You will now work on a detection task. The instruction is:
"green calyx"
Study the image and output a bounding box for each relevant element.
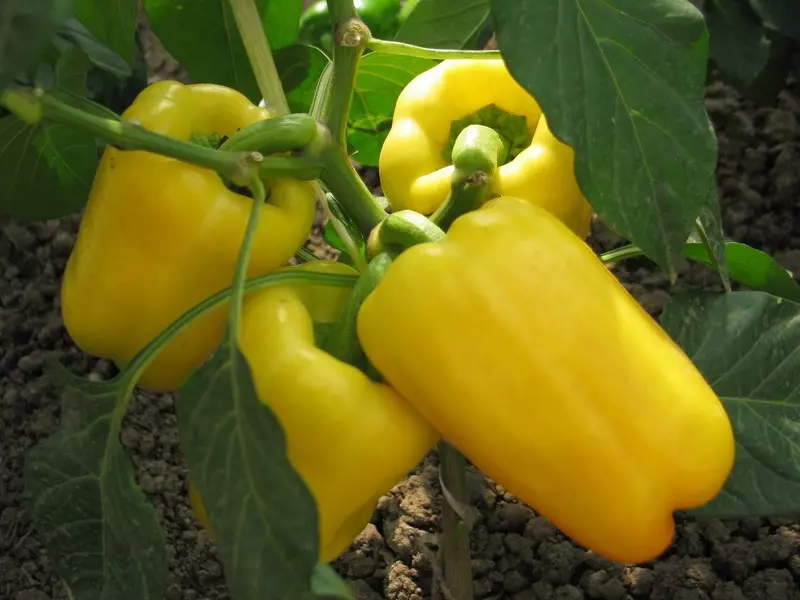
[442,103,531,165]
[367,211,445,259]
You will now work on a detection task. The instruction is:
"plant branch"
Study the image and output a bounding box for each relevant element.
[228,177,266,333]
[227,0,290,115]
[438,442,474,600]
[317,143,388,237]
[367,39,501,60]
[1,89,262,185]
[319,1,369,145]
[599,244,645,265]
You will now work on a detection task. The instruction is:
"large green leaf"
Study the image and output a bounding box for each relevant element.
[706,0,772,85]
[693,187,730,291]
[273,44,329,114]
[661,292,800,520]
[177,338,320,599]
[74,0,139,65]
[56,17,132,78]
[490,0,718,279]
[142,0,302,104]
[0,0,74,92]
[0,49,98,220]
[347,53,435,166]
[394,0,491,49]
[684,241,800,303]
[24,368,168,600]
[748,0,800,41]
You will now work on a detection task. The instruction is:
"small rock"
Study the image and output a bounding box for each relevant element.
[524,516,558,546]
[554,584,584,600]
[504,570,530,593]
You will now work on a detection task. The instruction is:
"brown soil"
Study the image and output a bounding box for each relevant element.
[2,22,800,600]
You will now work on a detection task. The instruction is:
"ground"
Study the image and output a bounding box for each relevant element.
[1,22,800,600]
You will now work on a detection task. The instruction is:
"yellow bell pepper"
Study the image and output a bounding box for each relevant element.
[191,261,439,563]
[60,80,316,392]
[356,196,735,564]
[378,59,592,238]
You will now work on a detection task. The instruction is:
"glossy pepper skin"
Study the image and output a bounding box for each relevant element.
[379,59,593,238]
[192,261,439,563]
[60,81,316,392]
[357,197,735,564]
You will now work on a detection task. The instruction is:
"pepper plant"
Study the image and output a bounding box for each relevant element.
[2,0,800,599]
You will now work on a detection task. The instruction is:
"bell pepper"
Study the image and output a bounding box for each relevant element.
[60,80,316,392]
[191,261,439,563]
[299,0,402,53]
[356,197,735,564]
[378,59,593,238]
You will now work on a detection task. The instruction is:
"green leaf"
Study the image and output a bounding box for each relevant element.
[661,292,800,520]
[142,0,302,104]
[748,0,800,41]
[0,109,98,220]
[274,44,329,114]
[683,242,800,303]
[694,186,730,291]
[312,564,354,600]
[56,17,132,78]
[705,0,771,85]
[394,0,491,49]
[347,53,435,166]
[56,45,91,95]
[490,0,718,280]
[177,339,319,600]
[0,0,74,92]
[24,367,168,600]
[0,45,98,221]
[74,0,138,65]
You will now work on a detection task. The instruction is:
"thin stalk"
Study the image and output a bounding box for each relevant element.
[318,1,369,146]
[318,144,388,237]
[1,90,260,184]
[599,244,644,265]
[367,39,500,60]
[227,0,290,116]
[227,177,266,332]
[219,114,319,152]
[438,442,474,600]
[321,192,368,272]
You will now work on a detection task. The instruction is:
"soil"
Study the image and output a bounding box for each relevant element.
[2,19,800,600]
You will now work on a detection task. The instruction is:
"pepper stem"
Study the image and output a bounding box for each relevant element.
[318,6,370,146]
[227,0,290,115]
[438,442,475,600]
[366,210,445,258]
[367,38,500,60]
[0,89,269,185]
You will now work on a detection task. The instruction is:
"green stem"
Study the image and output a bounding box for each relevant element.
[367,210,445,258]
[367,38,500,60]
[438,442,474,600]
[323,252,393,366]
[599,244,644,264]
[318,144,388,237]
[430,171,491,231]
[294,246,319,263]
[227,177,266,332]
[322,192,369,272]
[125,270,358,381]
[451,124,509,174]
[2,90,260,184]
[219,114,319,152]
[256,156,323,180]
[227,0,290,116]
[319,4,369,146]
